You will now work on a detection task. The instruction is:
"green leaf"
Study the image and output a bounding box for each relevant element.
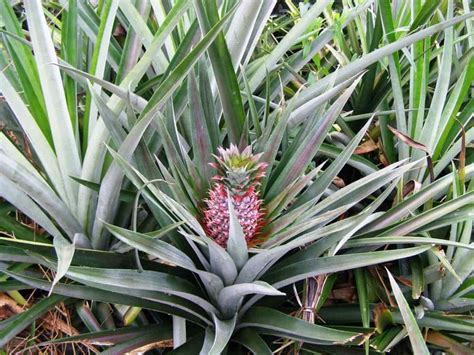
[379,192,474,237]
[139,2,238,125]
[71,176,135,202]
[92,114,161,249]
[343,236,474,251]
[197,59,220,151]
[0,151,83,240]
[104,222,194,269]
[0,71,67,202]
[362,164,474,233]
[238,307,363,345]
[24,0,81,212]
[56,62,148,112]
[0,176,64,241]
[409,0,441,31]
[233,329,272,355]
[379,0,409,160]
[61,0,78,134]
[429,247,462,283]
[266,164,324,220]
[293,11,474,110]
[247,0,332,92]
[410,256,425,299]
[65,266,219,314]
[0,236,175,270]
[0,294,66,347]
[0,0,50,141]
[0,207,48,243]
[267,75,363,200]
[226,194,249,270]
[101,325,172,354]
[305,160,419,220]
[318,142,378,175]
[82,0,119,147]
[414,0,455,179]
[201,314,237,355]
[208,241,238,288]
[295,118,373,207]
[387,269,430,355]
[86,82,127,148]
[104,221,224,297]
[258,94,297,193]
[168,333,205,354]
[354,268,370,331]
[173,316,187,349]
[45,324,164,345]
[288,74,363,127]
[217,281,284,318]
[264,246,431,289]
[187,70,213,183]
[318,304,474,333]
[238,214,351,284]
[77,0,191,232]
[76,1,121,69]
[442,229,474,299]
[50,234,76,295]
[225,1,265,68]
[117,0,167,73]
[3,269,209,326]
[193,1,245,143]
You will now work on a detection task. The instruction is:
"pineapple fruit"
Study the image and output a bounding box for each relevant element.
[202,144,267,247]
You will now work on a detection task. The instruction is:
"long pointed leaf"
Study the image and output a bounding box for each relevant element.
[24,0,81,212]
[387,270,430,354]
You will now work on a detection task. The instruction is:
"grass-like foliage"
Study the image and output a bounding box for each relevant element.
[0,0,472,353]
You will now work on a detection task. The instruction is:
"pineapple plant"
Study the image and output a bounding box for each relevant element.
[203,144,266,247]
[0,0,473,353]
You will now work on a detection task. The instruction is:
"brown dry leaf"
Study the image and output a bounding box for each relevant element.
[0,293,25,318]
[426,330,473,355]
[126,340,173,354]
[455,119,467,184]
[387,125,435,181]
[396,276,412,288]
[332,176,345,188]
[329,286,356,302]
[387,125,430,153]
[354,139,378,154]
[402,180,422,198]
[378,141,390,167]
[42,310,80,337]
[373,303,394,333]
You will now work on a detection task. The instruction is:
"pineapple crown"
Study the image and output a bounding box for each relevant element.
[210,144,267,195]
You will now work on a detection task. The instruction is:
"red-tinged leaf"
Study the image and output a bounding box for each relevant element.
[387,125,429,154]
[193,1,245,144]
[402,180,422,198]
[266,75,364,200]
[455,119,466,184]
[354,139,378,154]
[378,141,391,167]
[388,125,434,181]
[188,71,212,183]
[333,176,345,188]
[426,330,472,355]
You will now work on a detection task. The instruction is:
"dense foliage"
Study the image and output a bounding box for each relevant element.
[0,0,472,353]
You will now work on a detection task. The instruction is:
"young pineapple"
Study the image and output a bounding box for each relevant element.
[203,144,267,247]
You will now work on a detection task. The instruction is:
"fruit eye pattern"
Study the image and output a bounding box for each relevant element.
[203,145,266,247]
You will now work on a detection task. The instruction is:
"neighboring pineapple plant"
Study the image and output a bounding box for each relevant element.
[0,0,473,353]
